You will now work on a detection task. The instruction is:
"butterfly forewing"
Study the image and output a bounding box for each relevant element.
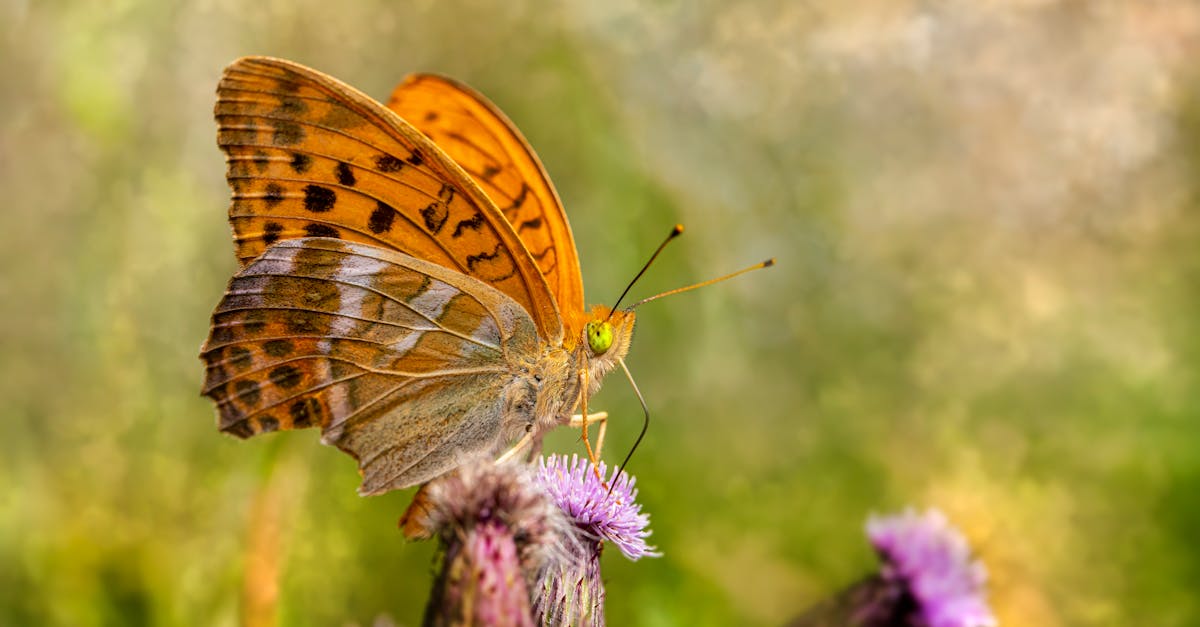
[387,74,586,330]
[215,56,562,343]
[200,238,541,492]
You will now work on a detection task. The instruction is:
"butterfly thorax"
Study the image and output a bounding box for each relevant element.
[516,307,633,438]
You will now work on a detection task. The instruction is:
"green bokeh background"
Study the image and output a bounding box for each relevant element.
[4,1,1199,625]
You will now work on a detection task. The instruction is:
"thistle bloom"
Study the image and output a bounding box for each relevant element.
[865,508,996,627]
[536,454,660,560]
[531,455,660,626]
[408,455,658,626]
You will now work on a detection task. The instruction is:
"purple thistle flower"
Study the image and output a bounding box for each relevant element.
[531,455,659,626]
[536,454,660,560]
[865,508,996,627]
[407,455,659,626]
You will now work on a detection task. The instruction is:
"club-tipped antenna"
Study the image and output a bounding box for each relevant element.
[606,224,685,322]
[629,258,775,310]
[610,358,650,494]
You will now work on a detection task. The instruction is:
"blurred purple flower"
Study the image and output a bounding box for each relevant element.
[866,508,996,627]
[789,507,995,627]
[536,454,660,560]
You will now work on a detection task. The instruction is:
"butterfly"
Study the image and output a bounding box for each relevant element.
[199,56,643,495]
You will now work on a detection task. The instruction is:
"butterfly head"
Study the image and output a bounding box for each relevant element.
[583,306,635,362]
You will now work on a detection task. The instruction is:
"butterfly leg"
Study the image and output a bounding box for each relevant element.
[567,411,609,458]
[577,367,607,483]
[495,430,537,465]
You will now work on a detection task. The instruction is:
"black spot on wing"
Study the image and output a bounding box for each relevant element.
[335,162,356,186]
[407,149,424,166]
[290,152,311,173]
[243,310,268,334]
[532,246,554,273]
[452,212,485,238]
[465,243,516,281]
[263,183,284,207]
[375,155,405,173]
[234,379,261,406]
[274,96,306,115]
[224,419,254,438]
[276,79,301,94]
[421,204,446,233]
[305,223,340,238]
[228,346,253,371]
[263,222,284,245]
[419,184,455,234]
[518,216,542,232]
[211,323,235,344]
[290,398,321,428]
[218,118,258,146]
[272,121,304,146]
[369,201,396,234]
[263,339,294,357]
[531,245,557,275]
[203,346,224,367]
[504,183,529,212]
[270,365,302,389]
[303,185,336,212]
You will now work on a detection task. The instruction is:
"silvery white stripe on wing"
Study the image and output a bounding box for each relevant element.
[327,255,392,339]
[387,327,423,359]
[469,315,501,350]
[407,279,459,323]
[322,374,351,428]
[386,279,460,359]
[250,242,302,276]
[393,278,501,357]
[320,254,391,421]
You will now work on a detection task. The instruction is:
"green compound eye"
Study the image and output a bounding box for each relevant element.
[586,321,614,355]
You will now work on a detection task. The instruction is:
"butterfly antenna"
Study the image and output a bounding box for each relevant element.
[606,224,685,322]
[610,358,649,494]
[629,258,775,310]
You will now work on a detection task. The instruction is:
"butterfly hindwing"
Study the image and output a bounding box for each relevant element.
[200,238,541,492]
[215,56,563,343]
[387,74,586,331]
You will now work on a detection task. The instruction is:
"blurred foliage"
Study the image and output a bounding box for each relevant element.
[3,0,1200,625]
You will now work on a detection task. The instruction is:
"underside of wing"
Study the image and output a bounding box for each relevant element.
[215,56,562,343]
[199,238,541,493]
[387,74,585,331]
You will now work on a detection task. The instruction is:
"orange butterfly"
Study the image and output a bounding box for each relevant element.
[200,57,768,495]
